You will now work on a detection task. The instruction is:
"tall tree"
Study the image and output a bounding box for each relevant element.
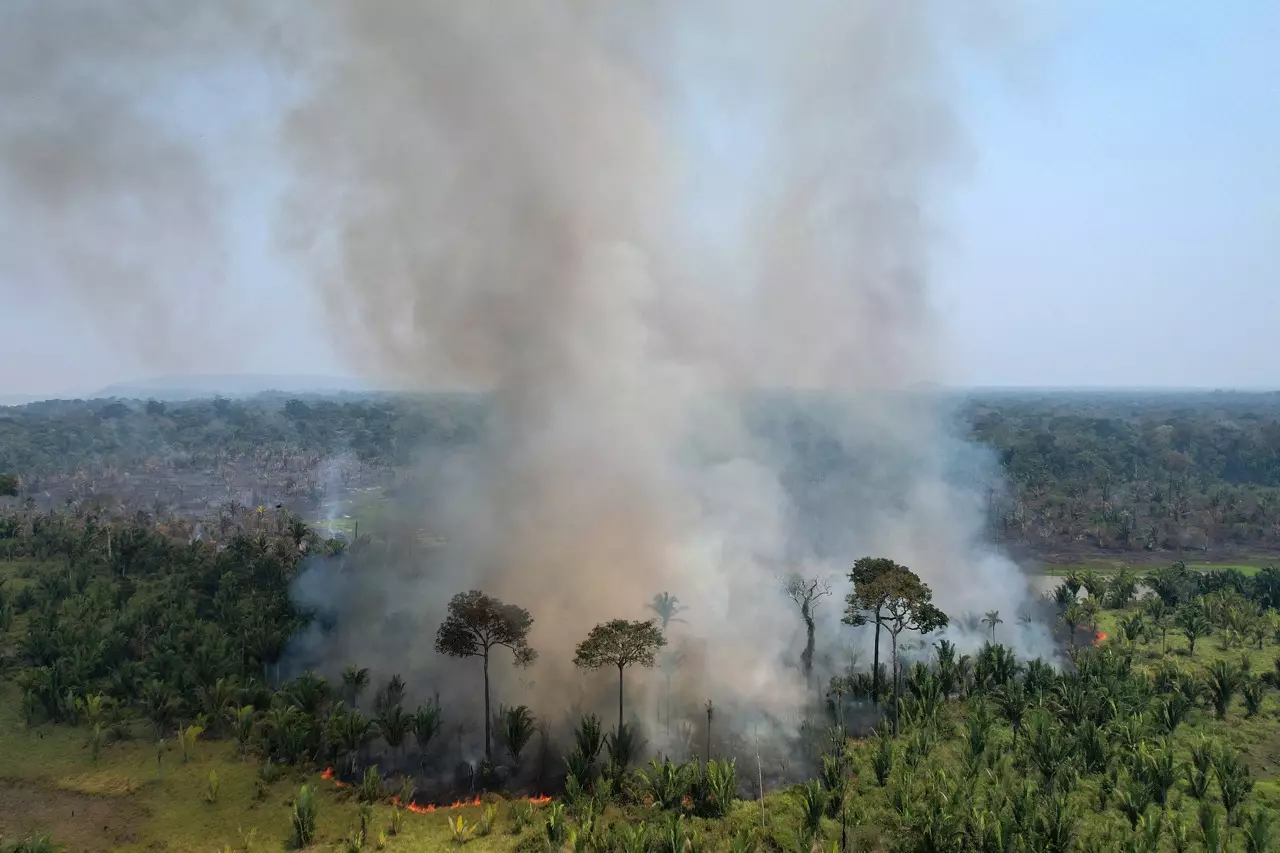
[434,591,536,762]
[982,610,1003,643]
[573,619,666,733]
[861,566,948,734]
[785,573,831,683]
[842,557,904,699]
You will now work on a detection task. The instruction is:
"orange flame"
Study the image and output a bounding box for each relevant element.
[388,794,551,814]
[321,767,334,780]
[1094,631,1107,646]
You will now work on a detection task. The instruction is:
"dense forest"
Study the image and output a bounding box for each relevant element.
[2,391,1279,557]
[2,505,1280,850]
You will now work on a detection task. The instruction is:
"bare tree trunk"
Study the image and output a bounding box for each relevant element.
[872,612,882,699]
[482,651,492,762]
[890,631,900,736]
[801,600,816,684]
[617,665,625,734]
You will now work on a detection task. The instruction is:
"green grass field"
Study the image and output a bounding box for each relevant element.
[1040,560,1275,578]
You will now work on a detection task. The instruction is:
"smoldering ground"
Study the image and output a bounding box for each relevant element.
[3,0,1056,774]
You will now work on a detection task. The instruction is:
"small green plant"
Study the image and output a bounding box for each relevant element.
[604,722,641,772]
[1198,803,1225,853]
[870,728,894,787]
[358,802,374,840]
[340,831,363,853]
[1204,660,1245,719]
[693,759,737,818]
[477,803,498,837]
[507,801,534,835]
[289,785,318,849]
[544,802,568,848]
[1212,749,1254,821]
[449,814,477,845]
[1187,737,1215,800]
[389,805,403,836]
[358,766,382,804]
[611,821,649,853]
[205,769,219,804]
[639,758,690,809]
[1168,816,1191,853]
[1242,678,1267,718]
[179,723,205,763]
[793,780,828,848]
[659,813,690,853]
[230,705,256,758]
[375,829,389,850]
[1242,808,1273,853]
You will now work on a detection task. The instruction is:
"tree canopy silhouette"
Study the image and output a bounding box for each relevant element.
[434,590,536,761]
[573,618,666,732]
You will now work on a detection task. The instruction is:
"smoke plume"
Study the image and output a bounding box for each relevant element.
[2,0,1052,750]
[277,0,1052,727]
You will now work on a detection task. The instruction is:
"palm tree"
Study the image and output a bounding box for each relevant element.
[1204,660,1245,720]
[1059,601,1085,647]
[1143,597,1172,653]
[647,592,688,632]
[982,610,1003,643]
[341,665,370,708]
[377,704,413,769]
[1176,605,1213,657]
[334,708,375,774]
[412,701,443,767]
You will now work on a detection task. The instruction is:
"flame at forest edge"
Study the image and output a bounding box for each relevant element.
[321,768,550,812]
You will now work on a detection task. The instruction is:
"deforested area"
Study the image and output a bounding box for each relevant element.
[2,1,1278,852]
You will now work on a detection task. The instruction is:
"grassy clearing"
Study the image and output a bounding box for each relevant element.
[1041,559,1275,577]
[0,683,518,851]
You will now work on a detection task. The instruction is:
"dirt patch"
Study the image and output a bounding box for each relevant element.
[0,777,146,851]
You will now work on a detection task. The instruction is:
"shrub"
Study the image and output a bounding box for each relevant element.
[544,802,568,848]
[476,804,498,837]
[638,758,690,809]
[870,729,894,787]
[358,766,382,804]
[793,780,828,847]
[1242,678,1267,718]
[692,759,736,818]
[449,814,476,845]
[604,722,642,772]
[289,785,318,849]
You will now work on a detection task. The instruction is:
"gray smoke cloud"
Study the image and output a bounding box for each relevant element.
[1,0,1054,750]
[277,0,1056,732]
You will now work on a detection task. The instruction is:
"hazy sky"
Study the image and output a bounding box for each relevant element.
[1,2,1277,396]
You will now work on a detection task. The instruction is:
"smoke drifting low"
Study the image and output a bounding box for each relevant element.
[4,0,1052,751]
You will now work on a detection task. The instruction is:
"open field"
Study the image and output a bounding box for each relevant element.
[1038,559,1277,578]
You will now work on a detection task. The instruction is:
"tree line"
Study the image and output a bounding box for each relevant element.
[5,390,1280,553]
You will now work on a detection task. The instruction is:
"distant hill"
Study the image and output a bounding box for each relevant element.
[93,374,374,401]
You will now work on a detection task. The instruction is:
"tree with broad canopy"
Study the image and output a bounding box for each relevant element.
[434,590,536,762]
[573,619,666,733]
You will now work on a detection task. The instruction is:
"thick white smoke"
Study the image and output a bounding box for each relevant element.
[276,0,1055,726]
[1,0,1054,747]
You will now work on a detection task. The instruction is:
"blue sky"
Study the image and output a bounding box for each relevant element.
[2,2,1277,396]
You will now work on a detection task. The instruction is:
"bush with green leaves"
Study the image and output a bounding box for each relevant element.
[289,785,318,849]
[692,759,737,818]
